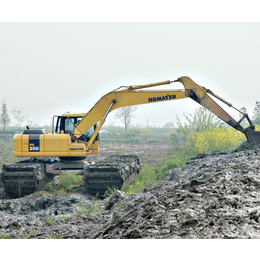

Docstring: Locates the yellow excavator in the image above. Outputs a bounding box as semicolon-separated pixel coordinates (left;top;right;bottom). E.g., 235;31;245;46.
2;76;260;198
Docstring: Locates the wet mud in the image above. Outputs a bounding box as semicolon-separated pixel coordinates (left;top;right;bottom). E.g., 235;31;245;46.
1;144;260;238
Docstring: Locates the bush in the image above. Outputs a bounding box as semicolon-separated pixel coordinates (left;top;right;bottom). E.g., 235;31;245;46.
177;107;222;136
188;126;246;153
165;126;247;170
164;108;258;171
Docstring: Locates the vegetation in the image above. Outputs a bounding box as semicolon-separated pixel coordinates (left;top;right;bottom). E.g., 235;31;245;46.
0;101;11;132
0;134;17;168
122;165;164;194
176;107;222;136
100;126;172;145
114;108;248;194
187;126;246;154
77;199;103;216
0;232;12;239
45;233;61;239
44;173;84;194
113;106;138;134
11;107;26;133
45;217;56;225
163;108;248;171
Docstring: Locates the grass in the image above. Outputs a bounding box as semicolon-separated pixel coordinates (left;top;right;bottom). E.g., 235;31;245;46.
45;217;56;225
100;126;173;144
0;232;12;239
45;233;61;239
77;198;104;216
44;172;84;194
162;147;195;170
231;163;247;170
122;165;164;194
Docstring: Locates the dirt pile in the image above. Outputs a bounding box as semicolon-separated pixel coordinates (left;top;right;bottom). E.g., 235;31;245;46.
1;146;260;239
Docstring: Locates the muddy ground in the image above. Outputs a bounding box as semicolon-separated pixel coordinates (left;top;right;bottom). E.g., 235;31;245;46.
2;141;260;239
88;141;170;165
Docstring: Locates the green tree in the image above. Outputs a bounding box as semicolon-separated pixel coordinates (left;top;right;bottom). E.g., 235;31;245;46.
0;101;11;132
114;106;138;134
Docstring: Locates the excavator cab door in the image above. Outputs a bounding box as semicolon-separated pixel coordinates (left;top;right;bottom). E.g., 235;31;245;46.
53;115;82;135
52;115;99;143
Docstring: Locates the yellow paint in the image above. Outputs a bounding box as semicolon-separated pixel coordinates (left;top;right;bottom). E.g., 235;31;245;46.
14;133;86;157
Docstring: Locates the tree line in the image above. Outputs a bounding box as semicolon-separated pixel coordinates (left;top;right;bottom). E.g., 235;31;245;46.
0;99;138;134
1;99;260;134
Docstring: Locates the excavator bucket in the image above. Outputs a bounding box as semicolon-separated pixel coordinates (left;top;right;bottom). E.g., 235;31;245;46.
244;126;260;149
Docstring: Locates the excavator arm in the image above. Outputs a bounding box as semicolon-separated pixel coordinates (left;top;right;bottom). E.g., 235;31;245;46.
74;76;260;151
174;76;260;148
174;76;248;132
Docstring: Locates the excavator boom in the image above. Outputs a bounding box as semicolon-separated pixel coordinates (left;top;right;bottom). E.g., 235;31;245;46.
73;88;188;145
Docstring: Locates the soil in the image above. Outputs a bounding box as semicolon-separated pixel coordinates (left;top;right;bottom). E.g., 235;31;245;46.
88;142;170;166
2;141;260;239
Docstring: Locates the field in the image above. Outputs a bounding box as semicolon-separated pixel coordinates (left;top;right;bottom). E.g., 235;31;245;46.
90;129;171;166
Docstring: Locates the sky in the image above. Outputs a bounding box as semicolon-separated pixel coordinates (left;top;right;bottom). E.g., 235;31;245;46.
1;3;260;129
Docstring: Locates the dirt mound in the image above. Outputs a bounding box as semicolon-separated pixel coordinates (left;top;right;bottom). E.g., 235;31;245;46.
1;147;260;238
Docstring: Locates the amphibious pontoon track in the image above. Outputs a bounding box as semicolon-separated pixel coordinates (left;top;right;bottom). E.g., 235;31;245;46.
84;155;141;196
2;162;49;198
1;155;141;198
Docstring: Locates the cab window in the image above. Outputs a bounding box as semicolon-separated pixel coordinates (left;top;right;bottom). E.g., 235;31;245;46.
64;118;74;134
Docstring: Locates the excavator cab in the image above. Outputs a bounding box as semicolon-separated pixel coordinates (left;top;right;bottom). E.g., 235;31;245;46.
52;113;99;143
53;113;84;135
54;115;80;135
